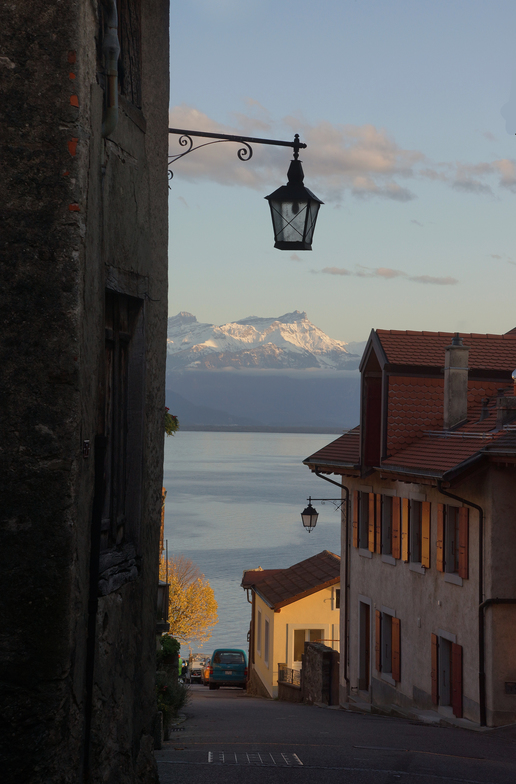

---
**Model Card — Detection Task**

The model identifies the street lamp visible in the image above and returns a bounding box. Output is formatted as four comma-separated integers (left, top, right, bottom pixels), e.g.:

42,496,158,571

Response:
169,129,323,250
300,496,343,532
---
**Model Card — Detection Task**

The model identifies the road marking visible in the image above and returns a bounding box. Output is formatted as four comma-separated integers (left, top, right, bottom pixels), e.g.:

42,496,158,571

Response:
207,751,303,766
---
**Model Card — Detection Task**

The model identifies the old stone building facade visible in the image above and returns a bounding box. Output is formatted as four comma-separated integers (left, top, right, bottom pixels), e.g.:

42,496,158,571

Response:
1,1,169,781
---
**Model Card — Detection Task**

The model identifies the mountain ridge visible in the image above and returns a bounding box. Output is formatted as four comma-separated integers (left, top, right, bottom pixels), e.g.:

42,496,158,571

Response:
166,310,361,371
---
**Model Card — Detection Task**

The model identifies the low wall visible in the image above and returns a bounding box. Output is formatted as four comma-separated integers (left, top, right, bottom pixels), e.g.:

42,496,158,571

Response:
278,682,303,703
302,642,340,706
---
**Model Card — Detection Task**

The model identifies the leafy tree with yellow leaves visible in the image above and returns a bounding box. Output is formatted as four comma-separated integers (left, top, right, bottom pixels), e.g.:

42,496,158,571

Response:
159,555,218,645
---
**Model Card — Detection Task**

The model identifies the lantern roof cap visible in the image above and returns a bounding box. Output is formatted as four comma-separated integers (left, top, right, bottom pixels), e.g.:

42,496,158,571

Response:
265,159,324,204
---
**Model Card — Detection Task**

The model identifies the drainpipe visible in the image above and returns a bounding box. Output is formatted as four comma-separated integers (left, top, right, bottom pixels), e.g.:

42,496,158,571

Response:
437,481,486,725
101,0,120,138
315,468,350,695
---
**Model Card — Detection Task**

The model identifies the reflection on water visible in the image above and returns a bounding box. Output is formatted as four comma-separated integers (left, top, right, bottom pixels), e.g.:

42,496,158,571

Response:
163,432,342,655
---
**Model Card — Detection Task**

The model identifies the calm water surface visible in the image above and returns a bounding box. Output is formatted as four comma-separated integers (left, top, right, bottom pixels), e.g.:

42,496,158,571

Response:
163,432,342,657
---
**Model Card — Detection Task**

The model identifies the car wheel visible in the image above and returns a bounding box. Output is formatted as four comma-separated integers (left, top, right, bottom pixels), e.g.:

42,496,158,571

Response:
209,682,216,690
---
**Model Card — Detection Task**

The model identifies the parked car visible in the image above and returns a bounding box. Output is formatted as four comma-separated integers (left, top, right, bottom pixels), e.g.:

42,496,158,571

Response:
202,658,211,686
208,648,247,690
187,653,207,684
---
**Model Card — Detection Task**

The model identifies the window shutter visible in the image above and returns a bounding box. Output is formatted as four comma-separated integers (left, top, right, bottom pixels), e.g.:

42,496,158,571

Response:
353,491,359,548
451,643,463,718
458,508,469,579
401,498,409,562
436,504,444,572
431,634,438,705
375,610,381,672
421,501,431,569
375,494,382,554
368,493,375,552
392,497,401,559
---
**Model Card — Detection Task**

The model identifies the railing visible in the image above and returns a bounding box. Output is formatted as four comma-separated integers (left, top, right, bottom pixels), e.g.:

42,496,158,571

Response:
278,664,301,687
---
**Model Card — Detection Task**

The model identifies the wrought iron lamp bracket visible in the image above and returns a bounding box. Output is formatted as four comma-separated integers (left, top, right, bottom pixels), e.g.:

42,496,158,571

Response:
168,128,306,180
307,497,344,512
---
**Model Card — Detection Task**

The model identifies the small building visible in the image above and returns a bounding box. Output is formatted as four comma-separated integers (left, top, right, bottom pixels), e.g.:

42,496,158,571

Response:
242,551,340,698
304,329,516,727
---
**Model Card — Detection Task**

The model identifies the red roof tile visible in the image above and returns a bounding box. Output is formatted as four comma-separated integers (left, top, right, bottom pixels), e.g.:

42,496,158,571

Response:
242,551,340,609
386,376,502,456
303,427,360,468
376,329,516,370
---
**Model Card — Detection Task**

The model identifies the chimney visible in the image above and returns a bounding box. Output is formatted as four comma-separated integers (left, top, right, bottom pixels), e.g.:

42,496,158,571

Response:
444,333,469,429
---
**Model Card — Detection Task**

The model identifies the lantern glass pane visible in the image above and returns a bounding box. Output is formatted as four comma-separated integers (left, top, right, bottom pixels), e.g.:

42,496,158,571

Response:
304,200,321,245
270,200,309,245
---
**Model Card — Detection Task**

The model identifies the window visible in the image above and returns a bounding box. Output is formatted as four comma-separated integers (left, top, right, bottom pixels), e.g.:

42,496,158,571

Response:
437,505,468,578
375,609,400,683
381,496,393,555
353,490,373,549
256,609,262,656
335,588,341,610
400,499,430,567
409,500,422,563
293,629,325,663
95,291,145,595
264,619,270,667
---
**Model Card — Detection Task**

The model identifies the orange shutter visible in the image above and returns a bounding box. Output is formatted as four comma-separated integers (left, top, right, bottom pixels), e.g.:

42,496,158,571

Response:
353,491,359,548
401,498,409,562
431,634,438,705
458,508,469,579
451,643,463,718
375,494,382,554
436,504,444,572
375,610,381,672
392,497,401,559
368,493,375,552
421,501,431,569
392,617,401,682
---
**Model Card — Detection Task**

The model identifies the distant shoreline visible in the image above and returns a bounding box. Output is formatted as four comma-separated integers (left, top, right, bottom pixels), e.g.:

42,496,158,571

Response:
178,425,347,434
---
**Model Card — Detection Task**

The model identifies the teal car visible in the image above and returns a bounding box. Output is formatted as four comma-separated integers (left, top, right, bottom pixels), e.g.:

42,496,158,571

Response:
208,648,247,690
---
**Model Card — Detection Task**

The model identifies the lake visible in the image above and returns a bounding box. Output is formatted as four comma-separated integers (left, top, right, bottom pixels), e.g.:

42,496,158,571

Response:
162,431,343,657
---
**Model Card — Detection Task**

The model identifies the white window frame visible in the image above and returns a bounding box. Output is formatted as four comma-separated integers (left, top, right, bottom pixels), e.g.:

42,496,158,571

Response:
264,618,270,668
256,609,262,656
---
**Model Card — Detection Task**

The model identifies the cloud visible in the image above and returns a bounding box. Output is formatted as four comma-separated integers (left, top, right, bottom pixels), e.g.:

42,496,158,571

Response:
483,131,496,141
319,266,352,276
290,253,303,262
318,265,457,285
177,196,189,208
169,104,425,201
489,253,516,266
168,102,516,201
411,219,424,227
410,275,458,285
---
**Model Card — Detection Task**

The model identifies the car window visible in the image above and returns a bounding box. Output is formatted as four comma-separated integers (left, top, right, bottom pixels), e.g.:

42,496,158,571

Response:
213,651,244,665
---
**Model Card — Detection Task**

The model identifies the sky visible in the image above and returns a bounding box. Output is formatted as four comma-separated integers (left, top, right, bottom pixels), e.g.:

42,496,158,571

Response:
168,0,516,344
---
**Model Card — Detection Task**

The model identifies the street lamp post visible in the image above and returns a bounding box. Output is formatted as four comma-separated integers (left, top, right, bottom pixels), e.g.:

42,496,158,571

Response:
169,129,323,250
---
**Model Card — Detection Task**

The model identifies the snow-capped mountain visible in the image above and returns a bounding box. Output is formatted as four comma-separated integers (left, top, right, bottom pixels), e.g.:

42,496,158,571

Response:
166,311,361,371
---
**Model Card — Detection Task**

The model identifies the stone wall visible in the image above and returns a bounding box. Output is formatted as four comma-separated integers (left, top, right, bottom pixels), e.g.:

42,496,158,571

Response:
302,643,340,706
0,1,169,781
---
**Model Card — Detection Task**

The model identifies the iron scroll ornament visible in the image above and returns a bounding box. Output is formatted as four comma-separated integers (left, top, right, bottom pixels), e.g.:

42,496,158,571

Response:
168,128,306,180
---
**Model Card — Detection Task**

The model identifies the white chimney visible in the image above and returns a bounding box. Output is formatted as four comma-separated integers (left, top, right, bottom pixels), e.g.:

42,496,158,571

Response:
444,333,469,429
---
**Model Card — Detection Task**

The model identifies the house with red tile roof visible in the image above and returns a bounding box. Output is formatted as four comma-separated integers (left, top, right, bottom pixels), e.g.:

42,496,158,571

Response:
304,328,516,727
241,551,340,698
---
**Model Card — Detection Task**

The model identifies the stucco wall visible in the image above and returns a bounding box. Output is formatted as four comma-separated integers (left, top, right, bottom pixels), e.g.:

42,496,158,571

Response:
0,1,169,780
252,586,340,698
340,468,516,726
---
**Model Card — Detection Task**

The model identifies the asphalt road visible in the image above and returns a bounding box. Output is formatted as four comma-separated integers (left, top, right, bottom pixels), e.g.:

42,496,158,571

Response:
156,685,516,784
